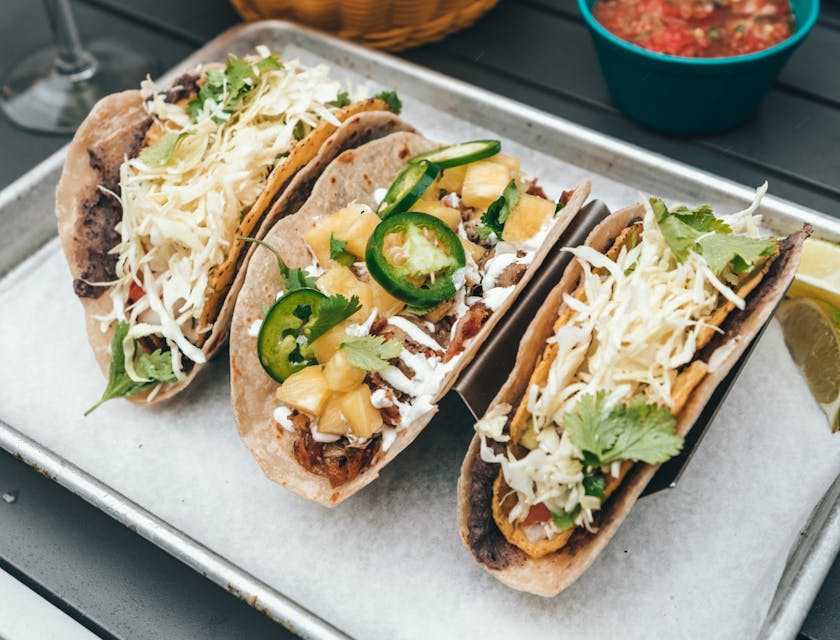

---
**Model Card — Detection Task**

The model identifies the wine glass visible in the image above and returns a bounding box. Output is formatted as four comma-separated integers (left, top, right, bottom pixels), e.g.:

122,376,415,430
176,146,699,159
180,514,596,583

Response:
1,0,157,135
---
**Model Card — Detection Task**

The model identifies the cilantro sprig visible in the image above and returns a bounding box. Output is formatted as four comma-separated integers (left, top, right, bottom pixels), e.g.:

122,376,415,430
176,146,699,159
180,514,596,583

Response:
374,90,402,114
329,234,355,266
477,180,520,239
187,53,282,122
307,295,362,343
237,237,317,293
563,391,683,467
85,321,177,415
327,91,351,108
340,335,402,371
651,198,776,276
139,132,191,167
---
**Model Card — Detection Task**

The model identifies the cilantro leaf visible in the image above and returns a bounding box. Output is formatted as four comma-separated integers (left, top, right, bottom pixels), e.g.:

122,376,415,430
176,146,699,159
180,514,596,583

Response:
187,53,278,122
696,233,776,276
551,505,581,531
293,120,308,141
652,197,775,276
307,294,361,343
139,132,190,167
85,321,176,415
237,236,316,292
474,224,497,242
563,392,683,467
329,233,355,266
374,90,402,114
256,54,282,72
555,200,565,213
481,180,520,236
582,475,606,500
340,336,403,371
327,91,351,108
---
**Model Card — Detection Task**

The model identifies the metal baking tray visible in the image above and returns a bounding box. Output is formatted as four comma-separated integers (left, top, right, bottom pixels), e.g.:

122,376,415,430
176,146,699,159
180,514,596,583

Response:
1,20,839,640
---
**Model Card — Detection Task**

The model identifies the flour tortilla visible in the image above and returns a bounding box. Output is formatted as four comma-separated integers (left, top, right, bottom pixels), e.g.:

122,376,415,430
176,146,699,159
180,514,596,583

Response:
56,80,410,404
457,205,809,596
230,133,590,505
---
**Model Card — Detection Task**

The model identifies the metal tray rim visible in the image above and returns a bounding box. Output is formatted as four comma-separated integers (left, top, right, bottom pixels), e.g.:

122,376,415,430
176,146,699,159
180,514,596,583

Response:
1,18,838,640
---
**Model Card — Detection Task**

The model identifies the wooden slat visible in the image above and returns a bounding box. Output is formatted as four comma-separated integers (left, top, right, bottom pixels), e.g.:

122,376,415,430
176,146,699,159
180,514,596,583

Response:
430,1,840,207
514,0,840,107
403,45,840,214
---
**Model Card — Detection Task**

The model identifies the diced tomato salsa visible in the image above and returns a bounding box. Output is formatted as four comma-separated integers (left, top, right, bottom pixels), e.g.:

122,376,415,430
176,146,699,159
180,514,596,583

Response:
592,0,795,57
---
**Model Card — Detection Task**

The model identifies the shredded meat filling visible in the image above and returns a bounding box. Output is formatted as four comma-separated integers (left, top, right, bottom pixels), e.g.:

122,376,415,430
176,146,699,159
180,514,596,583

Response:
445,302,492,361
292,425,382,488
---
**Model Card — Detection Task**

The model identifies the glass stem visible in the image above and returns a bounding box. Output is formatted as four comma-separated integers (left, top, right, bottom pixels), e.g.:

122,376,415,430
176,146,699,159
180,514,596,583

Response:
43,0,96,78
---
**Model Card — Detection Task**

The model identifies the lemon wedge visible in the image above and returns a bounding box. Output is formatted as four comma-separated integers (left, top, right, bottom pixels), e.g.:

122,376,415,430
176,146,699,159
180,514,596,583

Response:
787,238,840,308
777,298,840,432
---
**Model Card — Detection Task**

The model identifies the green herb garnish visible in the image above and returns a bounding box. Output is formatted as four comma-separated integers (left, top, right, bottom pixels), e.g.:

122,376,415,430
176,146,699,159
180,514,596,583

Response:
479,180,520,238
563,391,683,467
307,294,362,343
374,90,402,114
651,198,776,276
339,335,403,371
237,236,317,292
139,132,190,167
187,53,280,122
329,233,355,266
327,91,351,108
85,321,177,415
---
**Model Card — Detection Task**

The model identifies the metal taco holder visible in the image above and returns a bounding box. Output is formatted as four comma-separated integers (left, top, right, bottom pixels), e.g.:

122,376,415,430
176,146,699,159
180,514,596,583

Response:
0,20,839,640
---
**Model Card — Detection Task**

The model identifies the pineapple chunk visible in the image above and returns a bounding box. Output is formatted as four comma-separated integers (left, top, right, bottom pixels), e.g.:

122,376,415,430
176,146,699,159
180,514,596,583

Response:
318,395,350,436
275,366,329,416
370,278,405,318
410,199,461,230
489,153,521,176
343,209,380,259
460,236,487,263
339,385,383,438
439,165,467,193
502,193,555,243
303,204,371,266
311,321,350,363
316,266,373,322
461,161,510,211
324,349,366,392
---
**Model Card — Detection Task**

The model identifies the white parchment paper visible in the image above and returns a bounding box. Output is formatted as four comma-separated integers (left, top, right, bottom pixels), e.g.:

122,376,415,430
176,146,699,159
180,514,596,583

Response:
1,43,839,640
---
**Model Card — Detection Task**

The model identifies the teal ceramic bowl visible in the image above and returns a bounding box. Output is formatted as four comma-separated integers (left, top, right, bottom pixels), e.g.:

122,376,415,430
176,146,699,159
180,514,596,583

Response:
578,0,819,135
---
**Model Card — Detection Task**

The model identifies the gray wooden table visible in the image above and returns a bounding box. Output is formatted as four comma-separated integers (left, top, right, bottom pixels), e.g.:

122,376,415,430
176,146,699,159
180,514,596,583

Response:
0,0,838,638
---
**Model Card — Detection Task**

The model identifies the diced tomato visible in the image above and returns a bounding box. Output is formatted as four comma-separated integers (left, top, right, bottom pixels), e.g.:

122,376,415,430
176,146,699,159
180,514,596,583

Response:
522,503,551,525
646,26,697,55
128,281,145,302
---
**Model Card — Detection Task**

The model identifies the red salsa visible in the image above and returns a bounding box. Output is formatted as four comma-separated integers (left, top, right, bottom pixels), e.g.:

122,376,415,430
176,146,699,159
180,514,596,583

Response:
592,0,795,57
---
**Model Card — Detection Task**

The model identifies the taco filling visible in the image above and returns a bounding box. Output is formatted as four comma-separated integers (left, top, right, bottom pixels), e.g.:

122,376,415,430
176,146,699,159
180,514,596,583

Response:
80,48,398,411
251,141,576,488
475,187,779,557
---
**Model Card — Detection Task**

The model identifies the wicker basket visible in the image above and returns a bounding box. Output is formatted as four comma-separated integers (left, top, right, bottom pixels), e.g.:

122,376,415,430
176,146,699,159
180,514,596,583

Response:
230,0,500,51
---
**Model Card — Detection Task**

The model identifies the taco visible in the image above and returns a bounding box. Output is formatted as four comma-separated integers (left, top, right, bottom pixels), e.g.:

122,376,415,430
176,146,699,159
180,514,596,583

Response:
55,49,406,412
458,187,809,595
230,134,590,505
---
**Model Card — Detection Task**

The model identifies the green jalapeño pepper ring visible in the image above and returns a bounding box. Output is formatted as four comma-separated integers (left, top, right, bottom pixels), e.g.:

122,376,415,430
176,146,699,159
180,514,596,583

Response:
377,160,440,219
257,288,327,383
366,211,466,309
409,139,501,169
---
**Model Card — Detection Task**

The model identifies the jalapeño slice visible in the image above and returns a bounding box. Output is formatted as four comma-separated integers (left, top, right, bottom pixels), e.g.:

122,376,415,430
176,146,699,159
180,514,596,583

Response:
409,140,501,169
366,211,466,309
257,288,327,383
377,160,440,219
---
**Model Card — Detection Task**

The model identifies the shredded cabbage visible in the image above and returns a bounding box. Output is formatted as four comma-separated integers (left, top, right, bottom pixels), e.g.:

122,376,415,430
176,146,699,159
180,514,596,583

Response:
98,54,347,380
